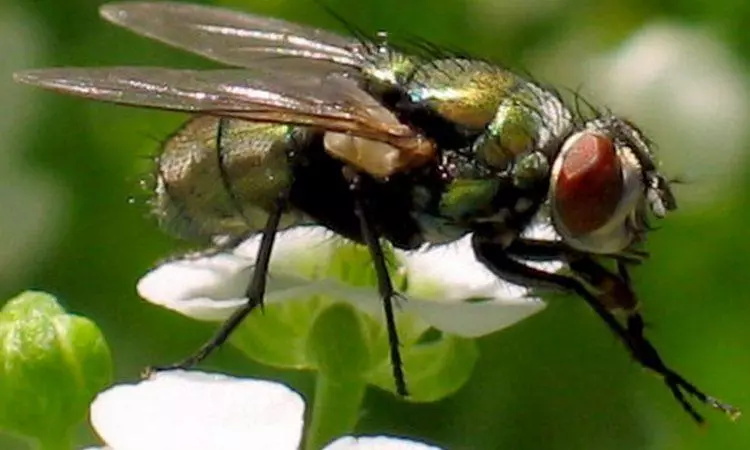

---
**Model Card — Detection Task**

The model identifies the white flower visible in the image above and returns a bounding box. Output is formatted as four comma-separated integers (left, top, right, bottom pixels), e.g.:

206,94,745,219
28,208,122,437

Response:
85,371,443,450
137,226,548,338
325,436,443,450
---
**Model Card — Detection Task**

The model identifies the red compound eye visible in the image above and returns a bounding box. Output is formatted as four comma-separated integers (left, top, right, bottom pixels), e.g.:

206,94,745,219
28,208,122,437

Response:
553,133,623,236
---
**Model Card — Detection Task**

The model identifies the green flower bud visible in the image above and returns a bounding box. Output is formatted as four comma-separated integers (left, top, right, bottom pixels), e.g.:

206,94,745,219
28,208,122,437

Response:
0,291,112,445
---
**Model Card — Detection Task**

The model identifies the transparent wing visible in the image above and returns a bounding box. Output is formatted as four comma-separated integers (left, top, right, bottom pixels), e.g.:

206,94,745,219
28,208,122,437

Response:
100,2,368,69
14,67,416,143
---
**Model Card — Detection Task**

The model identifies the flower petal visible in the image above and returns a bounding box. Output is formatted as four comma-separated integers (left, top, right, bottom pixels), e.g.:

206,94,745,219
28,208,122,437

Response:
233,226,336,263
397,235,546,337
325,436,444,450
138,225,552,337
137,227,377,321
137,254,251,320
137,250,320,321
403,298,545,338
90,371,304,450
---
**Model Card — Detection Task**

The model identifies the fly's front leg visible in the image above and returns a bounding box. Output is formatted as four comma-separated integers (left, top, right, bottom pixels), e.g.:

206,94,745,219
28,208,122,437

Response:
149,195,286,373
475,235,739,423
567,255,723,415
507,238,645,265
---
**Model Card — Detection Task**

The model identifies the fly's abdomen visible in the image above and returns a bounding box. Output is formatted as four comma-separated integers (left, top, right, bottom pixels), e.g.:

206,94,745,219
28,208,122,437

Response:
153,116,301,241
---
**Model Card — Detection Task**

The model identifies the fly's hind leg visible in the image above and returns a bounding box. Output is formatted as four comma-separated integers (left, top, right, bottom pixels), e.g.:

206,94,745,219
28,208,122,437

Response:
148,195,286,373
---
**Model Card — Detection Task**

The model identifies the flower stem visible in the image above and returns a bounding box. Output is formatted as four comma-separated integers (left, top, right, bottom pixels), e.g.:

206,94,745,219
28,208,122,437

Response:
304,373,366,450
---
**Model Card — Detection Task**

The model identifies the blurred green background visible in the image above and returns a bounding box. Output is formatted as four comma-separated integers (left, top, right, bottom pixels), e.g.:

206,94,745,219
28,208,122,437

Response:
2,0,750,448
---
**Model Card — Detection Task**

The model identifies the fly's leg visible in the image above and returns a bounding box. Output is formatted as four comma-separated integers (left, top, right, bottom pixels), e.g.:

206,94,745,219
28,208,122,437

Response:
149,196,285,373
506,239,637,311
567,256,738,421
475,235,740,423
506,238,645,265
349,173,408,396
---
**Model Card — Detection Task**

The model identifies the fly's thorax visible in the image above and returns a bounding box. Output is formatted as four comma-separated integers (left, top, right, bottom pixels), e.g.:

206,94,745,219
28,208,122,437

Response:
405,59,518,130
410,149,548,247
549,116,676,254
473,80,572,171
408,71,571,246
404,58,571,191
410,155,498,244
153,116,302,241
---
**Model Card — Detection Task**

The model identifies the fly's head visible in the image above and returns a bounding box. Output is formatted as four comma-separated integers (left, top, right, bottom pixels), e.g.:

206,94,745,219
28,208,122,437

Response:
549,115,677,255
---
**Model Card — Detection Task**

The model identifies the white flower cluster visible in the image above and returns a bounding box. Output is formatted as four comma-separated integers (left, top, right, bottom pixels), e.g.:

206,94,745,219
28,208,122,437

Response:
137,226,550,338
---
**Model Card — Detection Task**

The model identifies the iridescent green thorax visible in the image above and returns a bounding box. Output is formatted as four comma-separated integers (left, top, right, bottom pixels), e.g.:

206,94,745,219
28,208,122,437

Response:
403,58,571,172
478,80,572,173
399,59,572,244
406,59,518,130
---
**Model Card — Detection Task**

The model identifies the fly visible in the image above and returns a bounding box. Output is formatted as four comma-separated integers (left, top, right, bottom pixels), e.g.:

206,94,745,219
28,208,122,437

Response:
14,1,739,423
